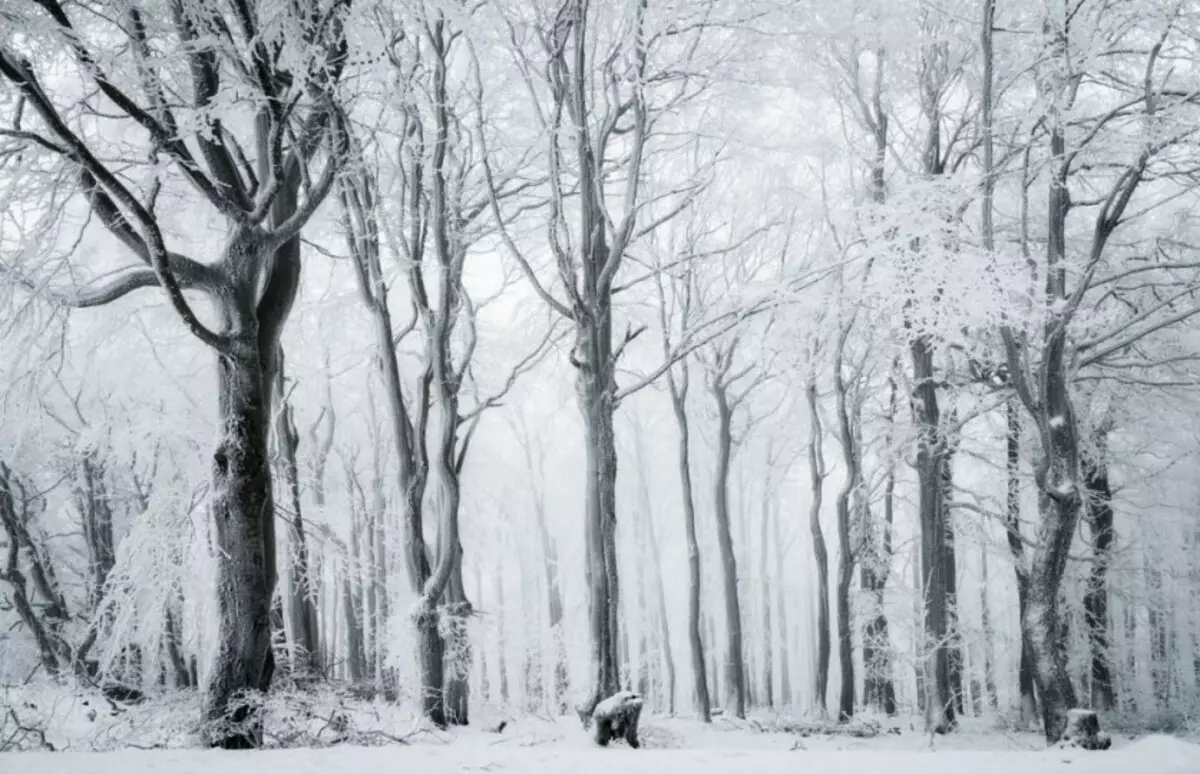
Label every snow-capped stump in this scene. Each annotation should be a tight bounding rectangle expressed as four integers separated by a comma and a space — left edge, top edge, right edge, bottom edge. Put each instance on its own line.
1060, 709, 1112, 750
590, 691, 644, 748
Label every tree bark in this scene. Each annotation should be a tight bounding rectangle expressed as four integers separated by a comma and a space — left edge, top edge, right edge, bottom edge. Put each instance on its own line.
577, 343, 623, 718
979, 541, 999, 711
205, 342, 277, 749
274, 376, 319, 679
1004, 401, 1040, 724
807, 382, 831, 715
760, 479, 774, 710
711, 379, 746, 719
667, 368, 709, 720
912, 334, 955, 733
832, 329, 857, 722
862, 374, 898, 715
444, 542, 472, 724
1083, 429, 1115, 711
941, 426, 964, 716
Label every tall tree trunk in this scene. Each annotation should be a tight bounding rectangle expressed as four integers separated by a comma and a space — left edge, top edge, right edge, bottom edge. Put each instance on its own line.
912, 334, 955, 733
760, 479, 774, 710
1083, 428, 1115, 711
707, 612, 721, 709
771, 496, 791, 709
344, 479, 368, 683
444, 543, 472, 724
979, 541, 999, 712
275, 378, 319, 679
635, 524, 650, 699
577, 348, 622, 718
205, 343, 278, 748
807, 382, 831, 715
1004, 401, 1040, 725
711, 379, 746, 719
833, 333, 857, 722
941, 425, 964, 716
77, 451, 116, 617
1016, 53, 1082, 740
862, 373, 898, 715
978, 0, 1000, 715
668, 375, 709, 720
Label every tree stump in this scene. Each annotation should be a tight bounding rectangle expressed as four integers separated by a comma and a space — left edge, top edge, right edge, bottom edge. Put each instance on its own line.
591, 691, 644, 748
1061, 709, 1112, 750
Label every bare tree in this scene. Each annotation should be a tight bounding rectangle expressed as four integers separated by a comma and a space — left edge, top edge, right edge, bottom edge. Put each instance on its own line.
806, 369, 832, 715
997, 1, 1200, 742
653, 258, 711, 721
0, 2, 351, 746
477, 0, 732, 719
700, 335, 767, 720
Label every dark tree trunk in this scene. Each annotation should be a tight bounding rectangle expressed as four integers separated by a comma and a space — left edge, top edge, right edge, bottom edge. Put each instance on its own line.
710, 380, 746, 719
1083, 433, 1115, 711
912, 334, 955, 733
862, 373, 898, 716
275, 379, 320, 678
832, 331, 857, 722
577, 339, 622, 719
444, 543, 472, 724
668, 380, 710, 720
1004, 401, 1039, 724
205, 345, 277, 749
344, 471, 368, 683
165, 603, 193, 689
1015, 90, 1083, 743
77, 451, 116, 615
941, 428, 964, 717
979, 542, 999, 711
807, 382, 831, 715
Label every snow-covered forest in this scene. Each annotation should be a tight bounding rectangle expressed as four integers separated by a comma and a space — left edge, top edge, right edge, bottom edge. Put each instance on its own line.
2, 0, 1200, 767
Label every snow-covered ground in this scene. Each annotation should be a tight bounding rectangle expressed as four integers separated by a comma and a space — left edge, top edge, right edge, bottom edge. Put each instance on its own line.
6, 732, 1198, 774
2, 686, 1197, 774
